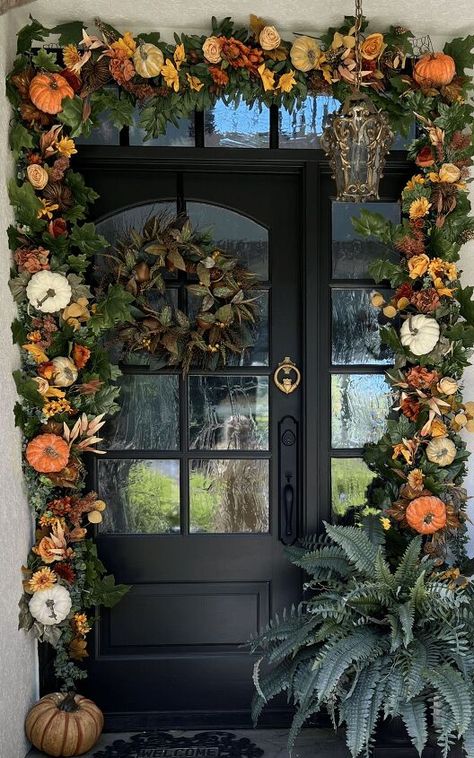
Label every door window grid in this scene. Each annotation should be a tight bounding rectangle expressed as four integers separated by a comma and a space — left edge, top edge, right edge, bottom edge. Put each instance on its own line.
94, 201, 272, 535
329, 200, 400, 518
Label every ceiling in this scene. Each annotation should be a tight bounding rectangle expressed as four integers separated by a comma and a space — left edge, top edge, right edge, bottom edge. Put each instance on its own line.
3, 0, 474, 38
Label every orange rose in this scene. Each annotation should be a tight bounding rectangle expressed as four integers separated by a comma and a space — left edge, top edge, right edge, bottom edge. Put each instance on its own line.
202, 36, 222, 64
408, 253, 430, 279
72, 344, 91, 369
26, 164, 49, 190
361, 33, 385, 61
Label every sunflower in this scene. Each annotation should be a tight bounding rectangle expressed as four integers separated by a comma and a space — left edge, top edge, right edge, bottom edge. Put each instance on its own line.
409, 197, 431, 220
28, 567, 57, 592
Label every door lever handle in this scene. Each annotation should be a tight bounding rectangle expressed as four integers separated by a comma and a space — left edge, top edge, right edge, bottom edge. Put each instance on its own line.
278, 416, 298, 545
283, 477, 294, 537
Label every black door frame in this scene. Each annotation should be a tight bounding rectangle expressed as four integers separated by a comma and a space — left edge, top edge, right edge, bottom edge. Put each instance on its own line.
40, 146, 412, 727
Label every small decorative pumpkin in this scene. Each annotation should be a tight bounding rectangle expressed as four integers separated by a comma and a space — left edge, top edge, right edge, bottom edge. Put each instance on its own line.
52, 356, 79, 387
413, 52, 456, 87
26, 433, 70, 473
400, 314, 440, 356
29, 73, 74, 115
406, 495, 447, 534
290, 36, 322, 72
133, 42, 164, 78
426, 436, 456, 467
26, 270, 72, 313
29, 585, 72, 625
25, 691, 104, 757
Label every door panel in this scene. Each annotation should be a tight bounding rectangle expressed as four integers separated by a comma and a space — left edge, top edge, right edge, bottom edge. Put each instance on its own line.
80, 165, 303, 726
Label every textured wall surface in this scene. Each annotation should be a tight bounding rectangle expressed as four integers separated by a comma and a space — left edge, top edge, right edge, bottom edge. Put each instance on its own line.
0, 3, 473, 757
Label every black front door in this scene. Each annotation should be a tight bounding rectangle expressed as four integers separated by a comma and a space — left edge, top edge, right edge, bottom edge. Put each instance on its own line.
81, 160, 304, 727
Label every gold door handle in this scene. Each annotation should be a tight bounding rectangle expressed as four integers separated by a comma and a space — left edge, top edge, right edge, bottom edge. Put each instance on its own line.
273, 357, 301, 395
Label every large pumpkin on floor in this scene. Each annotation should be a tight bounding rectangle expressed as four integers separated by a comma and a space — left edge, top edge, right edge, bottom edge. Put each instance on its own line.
413, 52, 456, 87
25, 692, 103, 757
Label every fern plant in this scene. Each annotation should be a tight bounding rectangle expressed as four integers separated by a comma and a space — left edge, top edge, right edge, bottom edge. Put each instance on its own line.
250, 522, 474, 757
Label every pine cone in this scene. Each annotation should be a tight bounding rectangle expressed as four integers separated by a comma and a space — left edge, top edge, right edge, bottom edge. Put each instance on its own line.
458, 228, 474, 244
79, 56, 112, 98
42, 182, 74, 211
393, 26, 409, 35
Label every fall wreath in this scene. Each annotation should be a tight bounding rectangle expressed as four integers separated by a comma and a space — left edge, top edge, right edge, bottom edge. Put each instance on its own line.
99, 214, 260, 371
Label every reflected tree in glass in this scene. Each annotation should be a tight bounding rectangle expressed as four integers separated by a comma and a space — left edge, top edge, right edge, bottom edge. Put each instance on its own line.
332, 289, 392, 365
331, 458, 374, 517
190, 459, 269, 533
204, 101, 270, 148
279, 96, 340, 148
331, 374, 392, 448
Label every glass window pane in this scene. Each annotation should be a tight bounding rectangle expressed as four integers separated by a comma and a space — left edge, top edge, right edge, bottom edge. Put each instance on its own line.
392, 120, 416, 150
331, 458, 374, 517
189, 376, 269, 450
186, 201, 269, 280
205, 101, 270, 148
95, 201, 177, 249
332, 288, 392, 365
106, 374, 179, 450
189, 459, 269, 533
75, 111, 120, 145
98, 459, 180, 534
129, 108, 194, 146
332, 201, 401, 279
279, 95, 340, 149
331, 374, 392, 448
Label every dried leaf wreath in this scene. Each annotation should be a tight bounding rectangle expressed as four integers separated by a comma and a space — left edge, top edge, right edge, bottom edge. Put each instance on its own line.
98, 214, 260, 372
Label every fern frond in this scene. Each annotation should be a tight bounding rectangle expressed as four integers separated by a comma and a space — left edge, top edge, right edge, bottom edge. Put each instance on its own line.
341, 660, 385, 757
324, 523, 378, 576
398, 600, 415, 647
400, 698, 428, 755
425, 664, 472, 736
393, 536, 423, 587
286, 544, 352, 579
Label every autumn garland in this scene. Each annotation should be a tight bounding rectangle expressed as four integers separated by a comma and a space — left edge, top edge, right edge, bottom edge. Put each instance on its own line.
5, 14, 474, 688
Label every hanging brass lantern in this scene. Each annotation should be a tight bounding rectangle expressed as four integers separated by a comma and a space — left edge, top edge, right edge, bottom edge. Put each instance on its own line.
320, 0, 393, 201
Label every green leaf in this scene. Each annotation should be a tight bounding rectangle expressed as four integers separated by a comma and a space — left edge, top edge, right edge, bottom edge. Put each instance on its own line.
89, 574, 131, 608
69, 223, 107, 255
66, 171, 99, 208
443, 36, 474, 76
457, 285, 474, 325
57, 96, 89, 137
31, 48, 61, 72
368, 259, 404, 286
8, 179, 42, 226
380, 325, 403, 352
351, 210, 392, 242
67, 254, 90, 274
89, 284, 134, 335
137, 32, 161, 44
49, 21, 85, 45
400, 700, 428, 755
90, 90, 135, 130
12, 370, 44, 408
11, 319, 27, 345
9, 123, 34, 158
425, 664, 472, 735
324, 523, 379, 575
16, 17, 49, 54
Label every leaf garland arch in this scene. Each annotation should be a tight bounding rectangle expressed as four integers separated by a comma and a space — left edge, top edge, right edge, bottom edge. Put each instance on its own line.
5, 11, 474, 690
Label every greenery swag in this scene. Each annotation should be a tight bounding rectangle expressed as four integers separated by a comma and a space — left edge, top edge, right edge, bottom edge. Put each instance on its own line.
5, 9, 474, 749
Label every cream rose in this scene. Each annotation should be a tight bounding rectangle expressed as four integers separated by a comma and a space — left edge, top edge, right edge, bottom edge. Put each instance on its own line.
32, 377, 50, 396
27, 164, 49, 190
439, 163, 462, 183
259, 25, 281, 51
438, 377, 458, 395
202, 36, 222, 64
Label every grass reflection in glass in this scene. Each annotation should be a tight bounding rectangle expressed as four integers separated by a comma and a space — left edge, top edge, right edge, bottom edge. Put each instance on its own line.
331, 458, 374, 517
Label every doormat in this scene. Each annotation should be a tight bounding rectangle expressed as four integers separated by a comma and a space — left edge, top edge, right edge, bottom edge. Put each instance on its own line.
93, 731, 265, 758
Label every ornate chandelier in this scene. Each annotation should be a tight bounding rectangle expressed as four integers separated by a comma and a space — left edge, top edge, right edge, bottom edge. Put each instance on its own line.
321, 0, 394, 201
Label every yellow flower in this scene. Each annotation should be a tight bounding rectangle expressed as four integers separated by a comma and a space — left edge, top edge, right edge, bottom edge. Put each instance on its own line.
278, 70, 297, 93
331, 31, 356, 50
72, 612, 91, 635
408, 253, 430, 280
111, 31, 136, 58
407, 468, 424, 491
37, 200, 59, 220
463, 401, 474, 432
55, 136, 77, 158
430, 419, 448, 437
428, 258, 458, 282
361, 33, 386, 61
432, 277, 455, 297
439, 163, 462, 183
161, 59, 180, 92
409, 197, 431, 220
405, 175, 425, 192
380, 516, 391, 531
63, 44, 81, 71
186, 73, 204, 92
62, 297, 91, 331
32, 377, 65, 398
22, 343, 48, 364
258, 63, 275, 91
392, 441, 414, 465
173, 43, 186, 70
43, 398, 74, 418
28, 567, 57, 593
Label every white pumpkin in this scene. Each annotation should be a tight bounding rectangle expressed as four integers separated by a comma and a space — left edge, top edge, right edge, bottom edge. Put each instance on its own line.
52, 356, 78, 387
400, 314, 440, 356
26, 271, 72, 314
133, 42, 164, 78
29, 585, 72, 626
426, 436, 456, 467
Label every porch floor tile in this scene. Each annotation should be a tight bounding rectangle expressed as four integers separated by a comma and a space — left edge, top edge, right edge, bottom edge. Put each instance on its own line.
26, 727, 350, 758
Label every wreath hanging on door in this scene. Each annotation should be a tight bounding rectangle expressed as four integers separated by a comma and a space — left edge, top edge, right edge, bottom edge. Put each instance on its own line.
100, 214, 260, 371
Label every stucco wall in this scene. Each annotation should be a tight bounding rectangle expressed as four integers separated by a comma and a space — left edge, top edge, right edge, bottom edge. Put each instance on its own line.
0, 3, 473, 757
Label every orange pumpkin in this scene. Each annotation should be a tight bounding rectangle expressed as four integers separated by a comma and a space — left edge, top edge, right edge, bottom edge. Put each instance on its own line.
413, 52, 456, 87
29, 73, 74, 115
406, 495, 447, 534
25, 692, 103, 757
26, 433, 70, 473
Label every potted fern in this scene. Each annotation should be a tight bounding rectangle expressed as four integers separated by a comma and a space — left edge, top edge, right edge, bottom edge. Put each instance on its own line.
250, 521, 473, 757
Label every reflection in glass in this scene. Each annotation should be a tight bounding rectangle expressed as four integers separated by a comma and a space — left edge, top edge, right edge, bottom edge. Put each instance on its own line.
279, 96, 340, 148
332, 289, 392, 365
98, 459, 180, 533
75, 111, 120, 146
189, 459, 269, 533
106, 374, 179, 450
95, 201, 177, 250
332, 201, 400, 279
331, 458, 374, 517
204, 101, 269, 148
186, 202, 269, 280
129, 108, 194, 146
392, 120, 416, 150
331, 374, 392, 448
189, 376, 268, 450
